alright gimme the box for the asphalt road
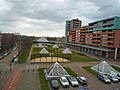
[2,69,22,90]
[18,69,40,90]
[0,49,18,64]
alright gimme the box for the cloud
[0,0,120,37]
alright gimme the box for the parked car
[12,47,17,51]
[116,73,120,81]
[78,87,88,90]
[50,79,59,89]
[110,71,120,81]
[0,55,4,60]
[4,52,9,56]
[67,76,79,87]
[98,74,111,84]
[60,77,69,87]
[76,76,87,85]
[4,51,11,56]
[107,74,119,83]
[13,54,17,59]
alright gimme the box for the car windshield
[71,77,76,81]
[52,80,58,84]
[103,75,109,79]
[62,79,67,82]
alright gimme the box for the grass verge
[64,67,78,77]
[18,50,29,63]
[111,65,120,72]
[38,68,50,90]
[82,66,97,76]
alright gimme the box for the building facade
[65,19,82,43]
[65,16,120,59]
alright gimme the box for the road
[2,69,22,90]
[0,49,18,64]
[18,69,40,90]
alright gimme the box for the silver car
[107,74,119,83]
[60,77,69,87]
[67,76,79,87]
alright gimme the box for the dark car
[98,74,111,84]
[50,79,59,89]
[76,76,87,85]
[0,55,4,60]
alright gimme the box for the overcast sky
[0,0,120,37]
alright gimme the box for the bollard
[5,71,7,74]
[28,69,29,72]
[23,70,25,72]
[33,69,34,72]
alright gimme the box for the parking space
[50,82,87,90]
[69,65,120,90]
[39,62,120,90]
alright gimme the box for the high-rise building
[65,16,120,59]
[65,19,82,43]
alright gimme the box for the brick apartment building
[65,18,82,43]
[65,16,120,59]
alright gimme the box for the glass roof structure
[44,62,70,79]
[91,61,119,74]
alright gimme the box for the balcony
[80,42,85,44]
[102,31,114,34]
[107,40,114,43]
[107,36,114,38]
[92,36,101,38]
[92,40,101,42]
[92,44,101,47]
[80,36,85,38]
[107,45,114,48]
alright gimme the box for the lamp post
[98,51,102,78]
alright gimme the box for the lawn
[18,50,29,63]
[82,66,97,77]
[38,68,50,90]
[32,47,98,62]
[82,65,120,77]
[64,67,78,77]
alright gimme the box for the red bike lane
[2,69,23,90]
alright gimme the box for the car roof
[61,77,67,79]
[79,77,86,80]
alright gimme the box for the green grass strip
[82,66,97,76]
[18,50,29,63]
[38,68,50,90]
[64,67,78,77]
[111,65,120,72]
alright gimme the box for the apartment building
[65,16,120,59]
[65,19,82,43]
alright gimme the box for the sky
[0,0,120,37]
